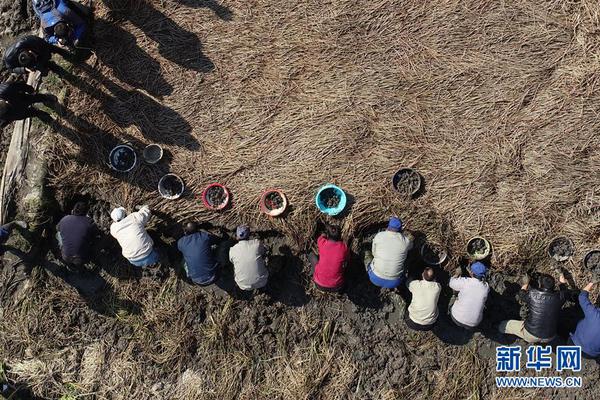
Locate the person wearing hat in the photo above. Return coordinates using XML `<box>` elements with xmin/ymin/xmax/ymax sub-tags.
<box><xmin>3</xmin><ymin>35</ymin><xmax>70</xmax><ymax>76</ymax></box>
<box><xmin>0</xmin><ymin>81</ymin><xmax>57</xmax><ymax>128</ymax></box>
<box><xmin>109</xmin><ymin>205</ymin><xmax>159</xmax><ymax>267</ymax></box>
<box><xmin>33</xmin><ymin>0</ymin><xmax>89</xmax><ymax>48</ymax></box>
<box><xmin>364</xmin><ymin>217</ymin><xmax>413</xmax><ymax>289</ymax></box>
<box><xmin>57</xmin><ymin>201</ymin><xmax>95</xmax><ymax>267</ymax></box>
<box><xmin>177</xmin><ymin>221</ymin><xmax>220</xmax><ymax>286</ymax></box>
<box><xmin>449</xmin><ymin>262</ymin><xmax>490</xmax><ymax>329</ymax></box>
<box><xmin>498</xmin><ymin>272</ymin><xmax>568</xmax><ymax>343</ymax></box>
<box><xmin>568</xmin><ymin>281</ymin><xmax>600</xmax><ymax>359</ymax></box>
<box><xmin>228</xmin><ymin>225</ymin><xmax>269</xmax><ymax>291</ymax></box>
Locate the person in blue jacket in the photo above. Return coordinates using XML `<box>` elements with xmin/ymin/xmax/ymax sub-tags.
<box><xmin>32</xmin><ymin>0</ymin><xmax>88</xmax><ymax>47</ymax></box>
<box><xmin>569</xmin><ymin>281</ymin><xmax>600</xmax><ymax>360</ymax></box>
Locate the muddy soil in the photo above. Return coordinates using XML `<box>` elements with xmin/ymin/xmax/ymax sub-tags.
<box><xmin>467</xmin><ymin>237</ymin><xmax>488</xmax><ymax>257</ymax></box>
<box><xmin>1</xmin><ymin>207</ymin><xmax>600</xmax><ymax>399</ymax></box>
<box><xmin>549</xmin><ymin>237</ymin><xmax>574</xmax><ymax>260</ymax></box>
<box><xmin>264</xmin><ymin>191</ymin><xmax>284</xmax><ymax>211</ymax></box>
<box><xmin>205</xmin><ymin>185</ymin><xmax>226</xmax><ymax>208</ymax></box>
<box><xmin>320</xmin><ymin>188</ymin><xmax>340</xmax><ymax>209</ymax></box>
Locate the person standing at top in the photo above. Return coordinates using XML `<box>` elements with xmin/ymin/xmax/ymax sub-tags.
<box><xmin>57</xmin><ymin>201</ymin><xmax>95</xmax><ymax>267</ymax></box>
<box><xmin>569</xmin><ymin>281</ymin><xmax>600</xmax><ymax>359</ymax></box>
<box><xmin>406</xmin><ymin>267</ymin><xmax>442</xmax><ymax>331</ymax></box>
<box><xmin>0</xmin><ymin>81</ymin><xmax>56</xmax><ymax>128</ymax></box>
<box><xmin>364</xmin><ymin>217</ymin><xmax>413</xmax><ymax>289</ymax></box>
<box><xmin>498</xmin><ymin>272</ymin><xmax>568</xmax><ymax>343</ymax></box>
<box><xmin>449</xmin><ymin>261</ymin><xmax>490</xmax><ymax>329</ymax></box>
<box><xmin>32</xmin><ymin>0</ymin><xmax>89</xmax><ymax>47</ymax></box>
<box><xmin>3</xmin><ymin>35</ymin><xmax>70</xmax><ymax>76</ymax></box>
<box><xmin>229</xmin><ymin>225</ymin><xmax>269</xmax><ymax>291</ymax></box>
<box><xmin>109</xmin><ymin>205</ymin><xmax>159</xmax><ymax>267</ymax></box>
<box><xmin>177</xmin><ymin>221</ymin><xmax>220</xmax><ymax>286</ymax></box>
<box><xmin>308</xmin><ymin>223</ymin><xmax>349</xmax><ymax>292</ymax></box>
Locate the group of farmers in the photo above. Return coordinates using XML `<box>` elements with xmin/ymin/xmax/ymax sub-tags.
<box><xmin>0</xmin><ymin>0</ymin><xmax>599</xmax><ymax>365</ymax></box>
<box><xmin>17</xmin><ymin>201</ymin><xmax>589</xmax><ymax>361</ymax></box>
<box><xmin>0</xmin><ymin>0</ymin><xmax>87</xmax><ymax>128</ymax></box>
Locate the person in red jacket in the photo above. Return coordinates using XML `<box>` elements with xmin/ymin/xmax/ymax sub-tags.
<box><xmin>308</xmin><ymin>224</ymin><xmax>349</xmax><ymax>292</ymax></box>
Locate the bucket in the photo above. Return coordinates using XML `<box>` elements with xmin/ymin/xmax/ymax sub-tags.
<box><xmin>143</xmin><ymin>144</ymin><xmax>163</xmax><ymax>164</ymax></box>
<box><xmin>391</xmin><ymin>168</ymin><xmax>422</xmax><ymax>196</ymax></box>
<box><xmin>109</xmin><ymin>144</ymin><xmax>137</xmax><ymax>172</ymax></box>
<box><xmin>202</xmin><ymin>183</ymin><xmax>230</xmax><ymax>210</ymax></box>
<box><xmin>466</xmin><ymin>236</ymin><xmax>491</xmax><ymax>260</ymax></box>
<box><xmin>583</xmin><ymin>250</ymin><xmax>600</xmax><ymax>271</ymax></box>
<box><xmin>315</xmin><ymin>184</ymin><xmax>347</xmax><ymax>216</ymax></box>
<box><xmin>547</xmin><ymin>236</ymin><xmax>575</xmax><ymax>262</ymax></box>
<box><xmin>260</xmin><ymin>189</ymin><xmax>288</xmax><ymax>217</ymax></box>
<box><xmin>420</xmin><ymin>242</ymin><xmax>448</xmax><ymax>266</ymax></box>
<box><xmin>158</xmin><ymin>174</ymin><xmax>184</xmax><ymax>200</ymax></box>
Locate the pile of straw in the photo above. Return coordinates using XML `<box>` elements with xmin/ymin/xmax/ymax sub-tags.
<box><xmin>46</xmin><ymin>0</ymin><xmax>600</xmax><ymax>271</ymax></box>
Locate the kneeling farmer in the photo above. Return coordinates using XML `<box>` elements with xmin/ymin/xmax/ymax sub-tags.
<box><xmin>109</xmin><ymin>206</ymin><xmax>159</xmax><ymax>267</ymax></box>
<box><xmin>308</xmin><ymin>223</ymin><xmax>349</xmax><ymax>292</ymax></box>
<box><xmin>229</xmin><ymin>225</ymin><xmax>268</xmax><ymax>291</ymax></box>
<box><xmin>177</xmin><ymin>222</ymin><xmax>220</xmax><ymax>286</ymax></box>
<box><xmin>57</xmin><ymin>201</ymin><xmax>95</xmax><ymax>266</ymax></box>
<box><xmin>365</xmin><ymin>217</ymin><xmax>413</xmax><ymax>289</ymax></box>
<box><xmin>449</xmin><ymin>262</ymin><xmax>489</xmax><ymax>329</ymax></box>
<box><xmin>498</xmin><ymin>272</ymin><xmax>567</xmax><ymax>343</ymax></box>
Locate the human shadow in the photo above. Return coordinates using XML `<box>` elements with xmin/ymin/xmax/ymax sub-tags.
<box><xmin>176</xmin><ymin>0</ymin><xmax>234</xmax><ymax>21</ymax></box>
<box><xmin>57</xmin><ymin>63</ymin><xmax>199</xmax><ymax>150</ymax></box>
<box><xmin>93</xmin><ymin>18</ymin><xmax>173</xmax><ymax>97</ymax></box>
<box><xmin>103</xmin><ymin>0</ymin><xmax>216</xmax><ymax>72</ymax></box>
<box><xmin>265</xmin><ymin>243</ymin><xmax>309</xmax><ymax>307</ymax></box>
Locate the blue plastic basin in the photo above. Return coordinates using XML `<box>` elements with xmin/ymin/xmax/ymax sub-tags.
<box><xmin>315</xmin><ymin>184</ymin><xmax>347</xmax><ymax>216</ymax></box>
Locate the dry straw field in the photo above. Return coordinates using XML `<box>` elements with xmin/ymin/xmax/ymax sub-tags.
<box><xmin>47</xmin><ymin>0</ymin><xmax>600</xmax><ymax>272</ymax></box>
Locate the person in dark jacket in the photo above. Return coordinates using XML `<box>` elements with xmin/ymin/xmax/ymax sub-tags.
<box><xmin>57</xmin><ymin>201</ymin><xmax>95</xmax><ymax>266</ymax></box>
<box><xmin>0</xmin><ymin>82</ymin><xmax>56</xmax><ymax>128</ymax></box>
<box><xmin>498</xmin><ymin>272</ymin><xmax>567</xmax><ymax>343</ymax></box>
<box><xmin>569</xmin><ymin>281</ymin><xmax>600</xmax><ymax>359</ymax></box>
<box><xmin>33</xmin><ymin>0</ymin><xmax>89</xmax><ymax>47</ymax></box>
<box><xmin>177</xmin><ymin>222</ymin><xmax>220</xmax><ymax>285</ymax></box>
<box><xmin>3</xmin><ymin>35</ymin><xmax>70</xmax><ymax>76</ymax></box>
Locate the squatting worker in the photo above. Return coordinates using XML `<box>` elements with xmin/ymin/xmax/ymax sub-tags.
<box><xmin>364</xmin><ymin>217</ymin><xmax>413</xmax><ymax>289</ymax></box>
<box><xmin>109</xmin><ymin>205</ymin><xmax>159</xmax><ymax>267</ymax></box>
<box><xmin>33</xmin><ymin>0</ymin><xmax>89</xmax><ymax>47</ymax></box>
<box><xmin>57</xmin><ymin>201</ymin><xmax>95</xmax><ymax>266</ymax></box>
<box><xmin>498</xmin><ymin>272</ymin><xmax>568</xmax><ymax>343</ymax></box>
<box><xmin>308</xmin><ymin>223</ymin><xmax>349</xmax><ymax>292</ymax></box>
<box><xmin>569</xmin><ymin>281</ymin><xmax>600</xmax><ymax>359</ymax></box>
<box><xmin>405</xmin><ymin>267</ymin><xmax>442</xmax><ymax>331</ymax></box>
<box><xmin>0</xmin><ymin>81</ymin><xmax>57</xmax><ymax>128</ymax></box>
<box><xmin>449</xmin><ymin>261</ymin><xmax>489</xmax><ymax>329</ymax></box>
<box><xmin>0</xmin><ymin>219</ymin><xmax>28</xmax><ymax>254</ymax></box>
<box><xmin>3</xmin><ymin>35</ymin><xmax>70</xmax><ymax>76</ymax></box>
<box><xmin>177</xmin><ymin>222</ymin><xmax>220</xmax><ymax>286</ymax></box>
<box><xmin>229</xmin><ymin>225</ymin><xmax>269</xmax><ymax>291</ymax></box>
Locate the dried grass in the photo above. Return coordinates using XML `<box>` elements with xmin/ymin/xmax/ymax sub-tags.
<box><xmin>43</xmin><ymin>0</ymin><xmax>600</xmax><ymax>277</ymax></box>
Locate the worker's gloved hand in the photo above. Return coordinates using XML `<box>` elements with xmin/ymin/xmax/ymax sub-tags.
<box><xmin>134</xmin><ymin>204</ymin><xmax>150</xmax><ymax>211</ymax></box>
<box><xmin>453</xmin><ymin>266</ymin><xmax>462</xmax><ymax>278</ymax></box>
<box><xmin>559</xmin><ymin>273</ymin><xmax>568</xmax><ymax>285</ymax></box>
<box><xmin>520</xmin><ymin>274</ymin><xmax>530</xmax><ymax>286</ymax></box>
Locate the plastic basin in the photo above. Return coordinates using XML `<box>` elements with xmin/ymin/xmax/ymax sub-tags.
<box><xmin>260</xmin><ymin>189</ymin><xmax>288</xmax><ymax>217</ymax></box>
<box><xmin>315</xmin><ymin>184</ymin><xmax>347</xmax><ymax>216</ymax></box>
<box><xmin>109</xmin><ymin>144</ymin><xmax>137</xmax><ymax>172</ymax></box>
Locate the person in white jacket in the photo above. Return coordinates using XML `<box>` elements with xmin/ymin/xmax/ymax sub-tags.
<box><xmin>109</xmin><ymin>205</ymin><xmax>159</xmax><ymax>267</ymax></box>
